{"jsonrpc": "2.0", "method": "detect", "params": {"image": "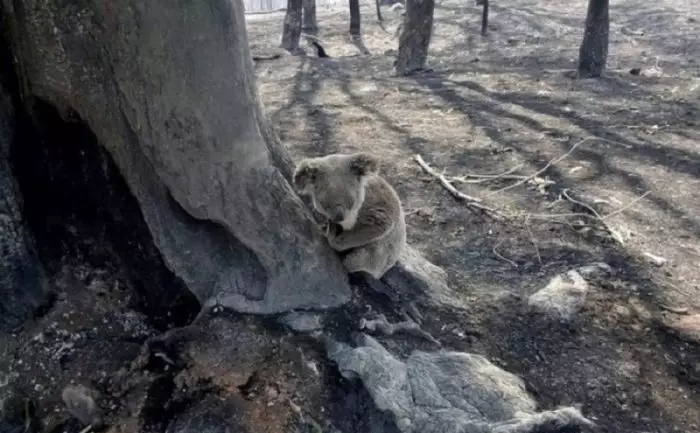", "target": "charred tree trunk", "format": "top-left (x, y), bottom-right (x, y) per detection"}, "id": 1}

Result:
top-left (376, 0), bottom-right (383, 22)
top-left (578, 0), bottom-right (609, 78)
top-left (395, 0), bottom-right (435, 75)
top-left (349, 0), bottom-right (361, 37)
top-left (481, 0), bottom-right (489, 36)
top-left (2, 0), bottom-right (351, 315)
top-left (0, 56), bottom-right (48, 332)
top-left (282, 0), bottom-right (304, 53)
top-left (302, 0), bottom-right (318, 35)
